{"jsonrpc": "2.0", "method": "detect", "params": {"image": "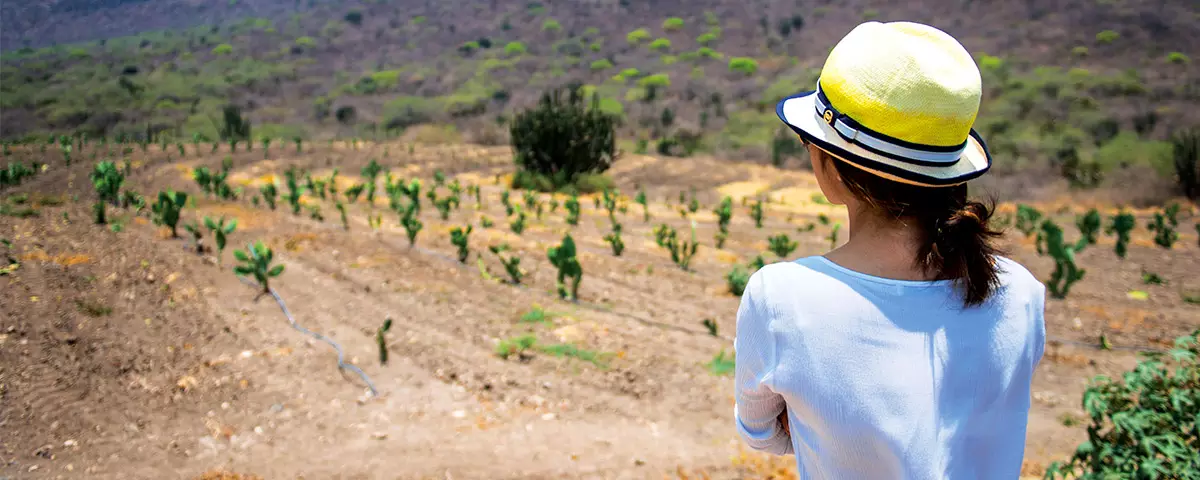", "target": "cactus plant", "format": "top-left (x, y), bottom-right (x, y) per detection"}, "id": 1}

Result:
top-left (151, 190), bottom-right (188, 237)
top-left (510, 206), bottom-right (528, 234)
top-left (547, 234), bottom-right (583, 300)
top-left (714, 196), bottom-right (733, 248)
top-left (450, 225), bottom-right (473, 263)
top-left (603, 222), bottom-right (625, 256)
top-left (335, 201), bottom-right (348, 230)
top-left (489, 243), bottom-right (524, 284)
top-left (750, 199), bottom-right (764, 228)
top-left (259, 183), bottom-right (278, 210)
top-left (565, 194), bottom-right (580, 226)
top-left (183, 221), bottom-right (205, 253)
top-left (400, 203), bottom-right (422, 246)
top-left (1036, 220), bottom-right (1086, 299)
top-left (1106, 210), bottom-right (1136, 258)
top-left (376, 317), bottom-right (392, 365)
top-left (602, 188), bottom-right (619, 221)
top-left (284, 167), bottom-right (303, 215)
top-left (90, 161), bottom-right (124, 225)
top-left (203, 216), bottom-right (238, 264)
top-left (434, 196), bottom-right (457, 220)
top-left (1076, 208), bottom-right (1101, 246)
top-left (501, 190), bottom-right (514, 216)
top-left (726, 265), bottom-right (750, 296)
top-left (768, 233), bottom-right (798, 258)
top-left (1147, 203), bottom-right (1180, 249)
top-left (664, 225), bottom-right (699, 271)
top-left (361, 159), bottom-right (384, 204)
top-left (233, 241), bottom-right (285, 294)
top-left (635, 188), bottom-right (649, 222)
top-left (1016, 204), bottom-right (1043, 237)
top-left (345, 183), bottom-right (365, 203)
